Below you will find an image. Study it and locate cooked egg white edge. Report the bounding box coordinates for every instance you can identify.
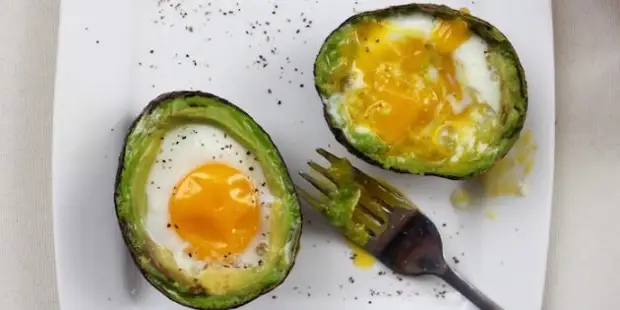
[145,124,273,273]
[452,36,501,112]
[388,13,435,39]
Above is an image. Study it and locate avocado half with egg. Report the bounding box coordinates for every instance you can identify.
[114,91,302,309]
[314,4,527,179]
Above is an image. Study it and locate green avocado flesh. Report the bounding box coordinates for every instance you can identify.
[314,4,528,179]
[301,150,416,247]
[114,91,302,310]
[309,155,368,245]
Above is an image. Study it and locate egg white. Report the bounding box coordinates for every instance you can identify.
[145,123,273,273]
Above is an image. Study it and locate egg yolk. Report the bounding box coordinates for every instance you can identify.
[332,19,497,162]
[169,162,260,261]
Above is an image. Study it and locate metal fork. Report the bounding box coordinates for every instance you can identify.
[297,148,504,310]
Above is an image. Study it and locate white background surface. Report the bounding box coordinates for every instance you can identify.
[50,0,555,309]
[0,0,618,310]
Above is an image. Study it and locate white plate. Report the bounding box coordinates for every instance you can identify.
[52,0,555,309]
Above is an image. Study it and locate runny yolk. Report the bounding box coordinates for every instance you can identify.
[333,18,494,162]
[169,162,260,261]
[431,18,471,54]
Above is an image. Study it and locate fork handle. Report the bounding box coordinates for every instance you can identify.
[438,267,504,310]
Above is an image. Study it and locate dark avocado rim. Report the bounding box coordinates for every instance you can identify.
[313,3,528,180]
[113,90,303,310]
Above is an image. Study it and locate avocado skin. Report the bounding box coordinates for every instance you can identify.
[114,91,302,310]
[313,3,528,180]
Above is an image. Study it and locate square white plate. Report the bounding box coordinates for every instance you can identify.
[52,0,555,309]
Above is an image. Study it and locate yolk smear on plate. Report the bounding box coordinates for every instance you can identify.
[485,210,497,220]
[347,240,376,270]
[480,129,537,197]
[332,19,499,162]
[450,129,537,210]
[450,187,472,209]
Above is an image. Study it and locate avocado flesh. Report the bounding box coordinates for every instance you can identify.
[302,150,417,247]
[309,155,368,245]
[314,4,528,179]
[114,91,302,310]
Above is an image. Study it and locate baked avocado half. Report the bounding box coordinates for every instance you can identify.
[114,91,302,309]
[314,4,527,179]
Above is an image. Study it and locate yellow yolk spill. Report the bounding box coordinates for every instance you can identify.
[449,129,537,211]
[333,19,498,162]
[169,162,260,261]
[450,187,472,209]
[347,240,376,270]
[485,210,497,220]
[480,129,537,197]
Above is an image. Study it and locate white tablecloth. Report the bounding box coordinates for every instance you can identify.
[1,0,618,309]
